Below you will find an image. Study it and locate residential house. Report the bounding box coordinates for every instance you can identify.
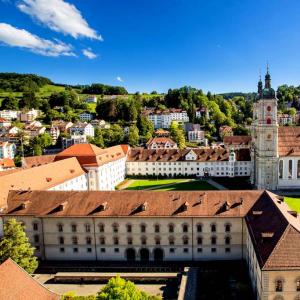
[0,141,16,159]
[70,123,94,137]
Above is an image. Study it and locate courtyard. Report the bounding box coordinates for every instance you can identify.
[119,178,218,191]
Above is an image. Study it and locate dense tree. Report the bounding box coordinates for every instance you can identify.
[82,83,128,95]
[102,124,125,147]
[170,121,186,149]
[1,95,19,110]
[128,125,140,146]
[97,276,161,300]
[137,115,154,137]
[30,133,53,155]
[0,218,38,273]
[19,90,41,109]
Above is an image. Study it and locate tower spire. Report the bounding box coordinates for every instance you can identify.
[257,69,263,98]
[265,63,271,89]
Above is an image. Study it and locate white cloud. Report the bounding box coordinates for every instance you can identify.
[116,76,123,82]
[0,22,75,56]
[17,0,102,40]
[82,48,97,59]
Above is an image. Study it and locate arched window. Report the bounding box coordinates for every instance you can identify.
[57,223,63,232]
[168,223,174,233]
[140,223,146,233]
[211,236,217,245]
[99,236,105,245]
[71,224,77,233]
[72,236,78,245]
[267,105,272,112]
[296,278,300,291]
[297,161,300,179]
[225,223,231,232]
[98,223,105,233]
[288,160,293,179]
[127,237,133,245]
[155,236,161,245]
[169,236,175,245]
[113,237,119,245]
[295,295,300,300]
[197,236,202,245]
[112,223,119,233]
[86,236,92,245]
[196,223,202,233]
[85,224,91,233]
[275,279,283,292]
[211,223,216,233]
[273,297,284,300]
[154,224,160,233]
[141,236,147,245]
[182,223,189,233]
[126,223,132,233]
[182,235,189,245]
[267,118,271,125]
[59,236,64,244]
[225,236,231,245]
[279,160,283,179]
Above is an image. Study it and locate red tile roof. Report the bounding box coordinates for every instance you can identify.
[223,136,251,146]
[127,148,251,162]
[0,259,59,300]
[3,190,263,218]
[55,144,128,167]
[146,137,177,147]
[0,158,86,208]
[0,158,15,169]
[278,126,300,156]
[22,155,56,168]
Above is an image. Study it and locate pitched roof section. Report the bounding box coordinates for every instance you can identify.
[0,259,59,300]
[0,158,15,169]
[22,155,56,168]
[3,190,263,217]
[223,136,251,146]
[0,157,86,208]
[245,191,300,270]
[146,137,177,147]
[55,144,128,167]
[278,126,300,156]
[127,148,251,162]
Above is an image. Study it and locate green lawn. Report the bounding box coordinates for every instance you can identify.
[125,179,217,191]
[125,179,187,190]
[284,197,300,212]
[156,180,217,191]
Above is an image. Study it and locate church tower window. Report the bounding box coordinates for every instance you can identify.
[266,118,271,125]
[298,161,300,179]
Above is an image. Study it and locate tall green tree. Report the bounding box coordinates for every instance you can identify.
[0,218,38,273]
[128,125,140,146]
[97,276,161,300]
[170,121,186,149]
[1,95,19,110]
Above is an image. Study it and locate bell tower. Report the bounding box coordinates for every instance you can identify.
[251,67,278,190]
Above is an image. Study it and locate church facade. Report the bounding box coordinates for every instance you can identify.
[251,70,300,190]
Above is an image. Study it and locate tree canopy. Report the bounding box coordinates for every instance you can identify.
[0,218,38,273]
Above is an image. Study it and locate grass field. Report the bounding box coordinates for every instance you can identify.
[125,179,188,190]
[284,196,300,212]
[125,179,217,191]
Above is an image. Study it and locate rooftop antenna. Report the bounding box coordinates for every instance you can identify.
[267,61,270,74]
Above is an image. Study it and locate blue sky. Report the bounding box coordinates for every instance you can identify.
[0,0,300,93]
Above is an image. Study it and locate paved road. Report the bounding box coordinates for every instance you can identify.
[207,179,228,190]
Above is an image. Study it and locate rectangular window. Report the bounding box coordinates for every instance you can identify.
[225,247,231,253]
[279,160,283,179]
[169,248,175,253]
[100,248,106,253]
[73,247,78,253]
[183,248,189,253]
[114,248,119,253]
[297,160,300,179]
[211,248,216,253]
[87,248,92,253]
[288,160,293,179]
[60,247,65,253]
[197,248,202,253]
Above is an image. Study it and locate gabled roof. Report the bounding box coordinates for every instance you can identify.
[0,158,15,169]
[22,155,56,168]
[127,148,251,162]
[55,144,128,167]
[0,157,86,208]
[245,191,300,270]
[223,136,251,146]
[278,126,300,156]
[3,190,263,218]
[0,259,59,300]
